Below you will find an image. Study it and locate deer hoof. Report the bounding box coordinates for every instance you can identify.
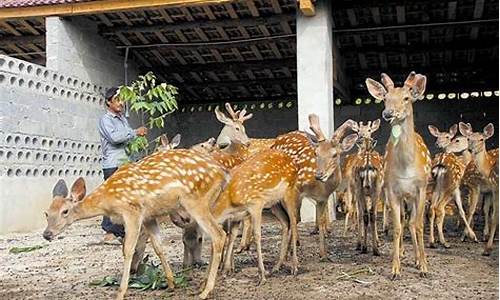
[257,277,267,286]
[429,242,437,249]
[360,246,368,254]
[390,273,401,281]
[482,249,492,256]
[442,242,451,249]
[419,271,428,278]
[373,249,380,256]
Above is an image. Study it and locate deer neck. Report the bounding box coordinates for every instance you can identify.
[224,142,247,158]
[471,146,491,178]
[391,113,416,161]
[73,194,107,221]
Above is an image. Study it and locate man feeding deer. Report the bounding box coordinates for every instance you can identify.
[97,87,148,243]
[40,71,498,300]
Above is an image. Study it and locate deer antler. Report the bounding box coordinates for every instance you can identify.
[238,108,253,123]
[224,103,239,120]
[308,114,326,142]
[333,119,356,142]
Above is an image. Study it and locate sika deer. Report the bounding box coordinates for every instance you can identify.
[352,135,384,256]
[366,72,431,279]
[427,125,478,248]
[43,148,228,300]
[280,115,358,259]
[339,120,382,236]
[459,122,499,255]
[211,149,301,283]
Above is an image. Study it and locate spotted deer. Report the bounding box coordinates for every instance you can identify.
[366,71,431,279]
[288,115,358,259]
[211,149,301,284]
[351,133,384,255]
[427,125,478,248]
[43,148,228,300]
[459,122,499,255]
[338,119,382,236]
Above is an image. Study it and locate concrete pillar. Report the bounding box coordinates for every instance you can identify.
[46,16,138,88]
[296,0,334,222]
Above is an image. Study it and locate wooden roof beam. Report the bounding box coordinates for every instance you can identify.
[298,0,315,17]
[0,0,236,20]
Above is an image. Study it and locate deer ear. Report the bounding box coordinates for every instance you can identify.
[449,124,458,137]
[459,122,473,137]
[70,177,86,202]
[371,119,381,132]
[428,125,440,137]
[214,106,232,125]
[341,133,359,152]
[365,78,387,100]
[159,134,169,147]
[410,74,427,100]
[52,179,69,198]
[483,123,494,139]
[170,134,181,148]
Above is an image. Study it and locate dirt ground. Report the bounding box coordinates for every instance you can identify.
[0,215,498,300]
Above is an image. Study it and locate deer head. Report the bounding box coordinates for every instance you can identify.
[157,133,181,151]
[43,177,86,241]
[308,114,358,182]
[350,119,381,140]
[191,137,217,154]
[459,122,494,154]
[366,72,427,125]
[215,103,252,148]
[428,124,458,149]
[446,135,469,154]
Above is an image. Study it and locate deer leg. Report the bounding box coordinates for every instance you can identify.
[389,194,402,280]
[343,190,352,236]
[283,188,300,274]
[436,202,450,248]
[317,201,328,260]
[372,199,380,256]
[222,221,239,275]
[483,194,492,242]
[399,207,406,258]
[236,216,252,253]
[453,188,478,242]
[271,204,290,274]
[408,201,420,268]
[428,190,438,248]
[250,207,266,285]
[144,219,175,290]
[416,187,429,277]
[462,186,480,241]
[116,215,142,300]
[483,191,498,256]
[131,228,148,274]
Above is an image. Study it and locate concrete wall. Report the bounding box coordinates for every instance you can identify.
[46,16,134,88]
[0,17,140,234]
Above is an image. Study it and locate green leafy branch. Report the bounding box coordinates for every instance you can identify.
[118,72,179,156]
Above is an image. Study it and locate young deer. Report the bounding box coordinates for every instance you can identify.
[459,122,499,255]
[298,115,358,259]
[43,148,228,300]
[211,149,301,284]
[427,125,478,248]
[366,71,431,279]
[339,120,382,237]
[351,135,384,256]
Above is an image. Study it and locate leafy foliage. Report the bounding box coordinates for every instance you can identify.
[89,262,190,291]
[9,244,45,254]
[117,72,178,156]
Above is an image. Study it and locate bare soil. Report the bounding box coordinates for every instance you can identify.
[0,216,498,300]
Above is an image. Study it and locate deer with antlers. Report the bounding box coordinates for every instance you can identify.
[43,147,229,300]
[297,115,358,259]
[366,71,431,279]
[459,122,499,255]
[427,124,478,248]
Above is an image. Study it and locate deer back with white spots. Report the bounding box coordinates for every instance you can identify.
[43,148,229,300]
[458,122,499,256]
[427,124,478,249]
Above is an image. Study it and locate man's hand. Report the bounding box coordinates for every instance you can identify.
[135,127,148,136]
